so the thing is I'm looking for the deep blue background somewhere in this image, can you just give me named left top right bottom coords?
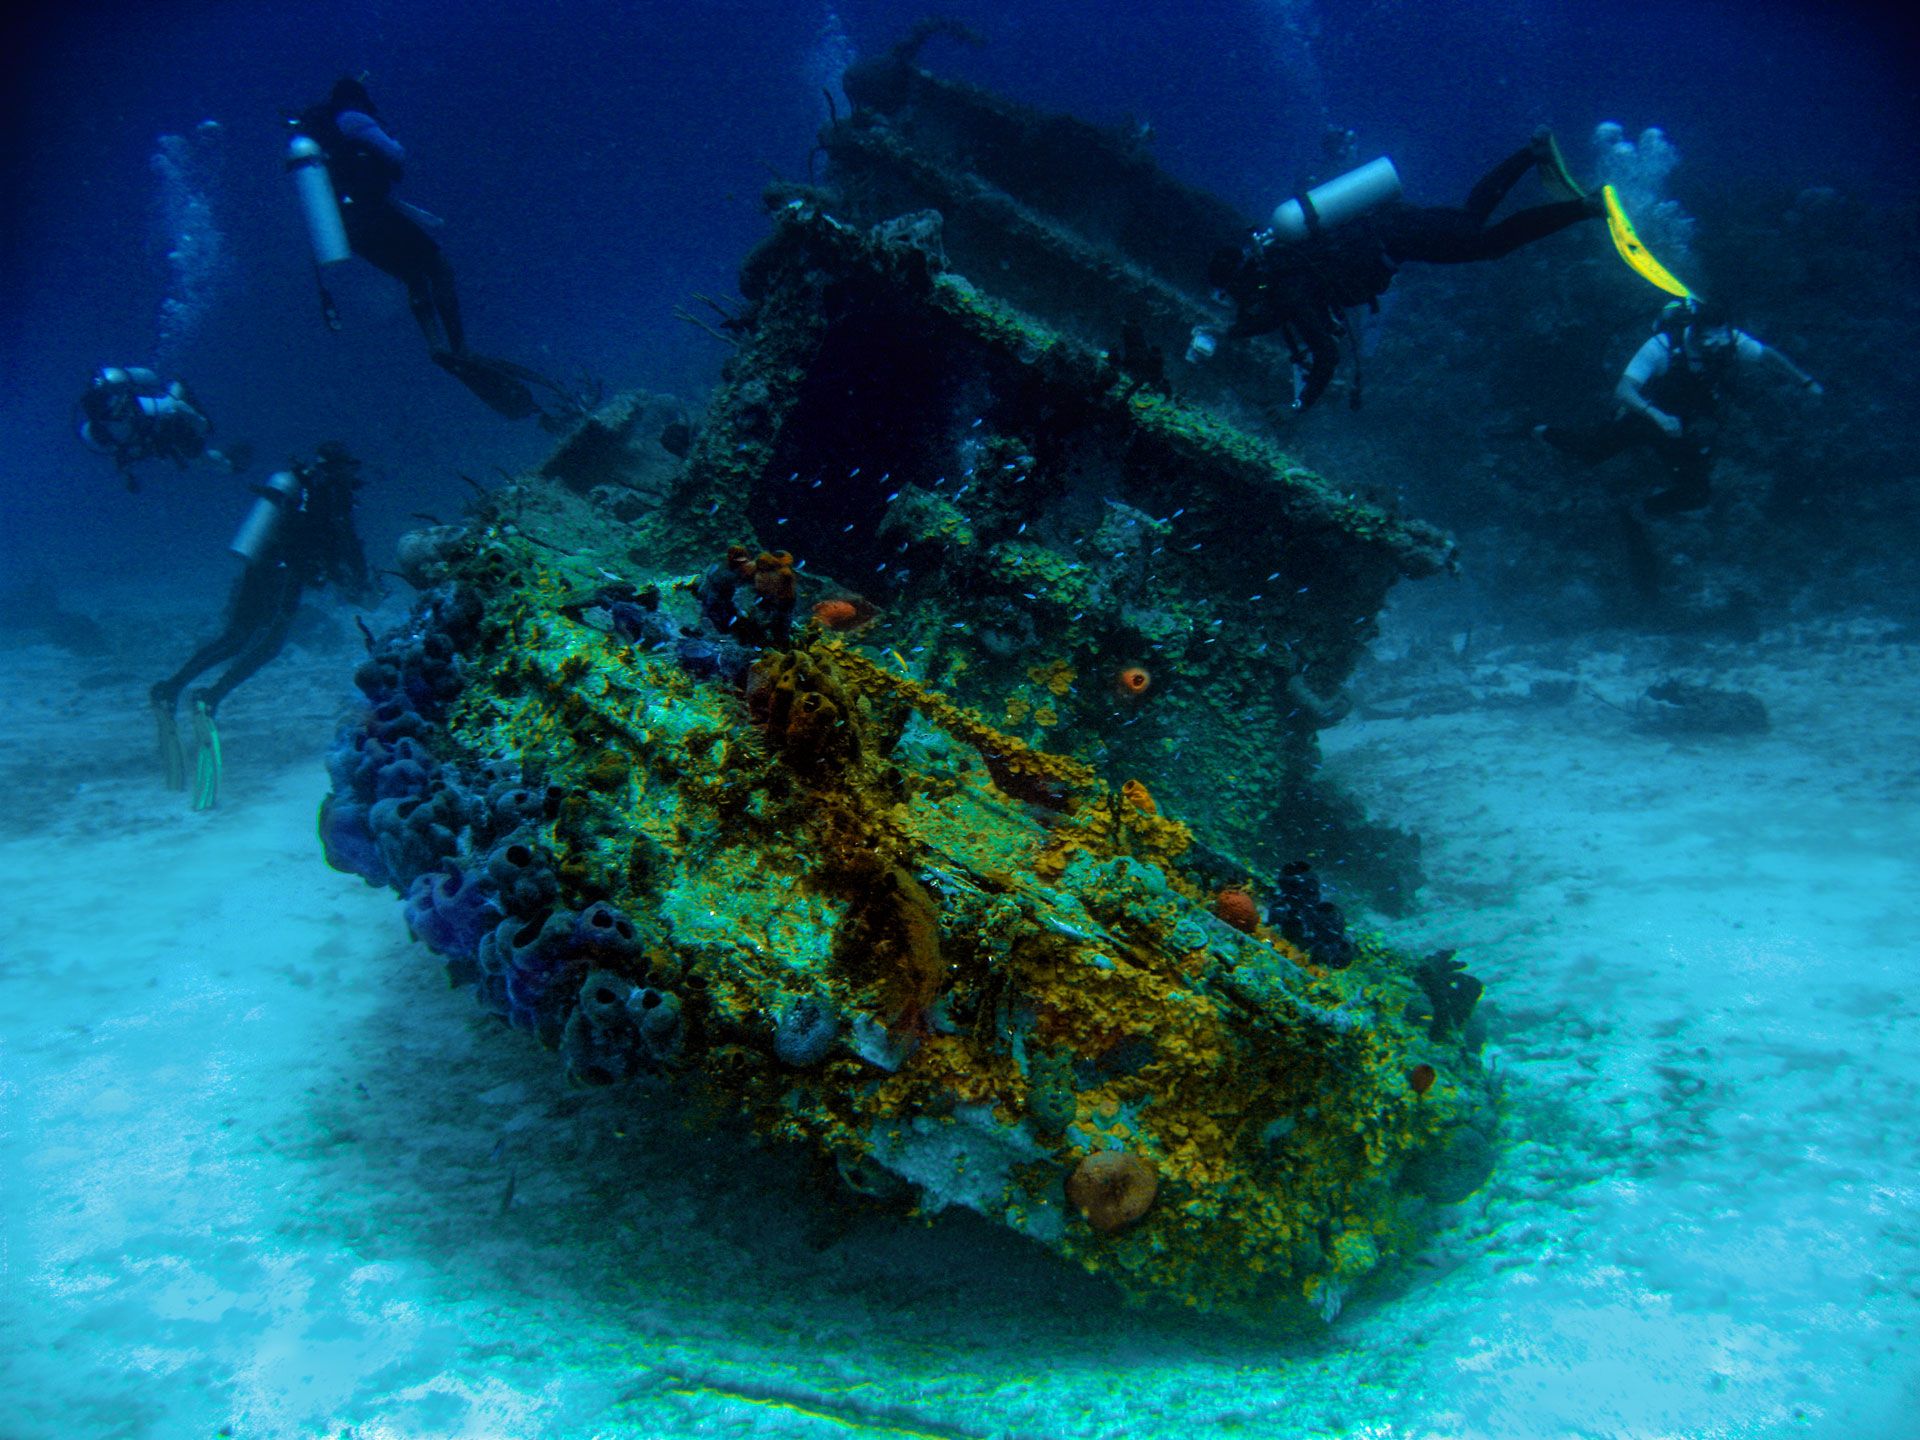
left=2, top=0, right=1912, bottom=590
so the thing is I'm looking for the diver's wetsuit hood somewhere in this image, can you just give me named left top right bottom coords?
left=329, top=76, right=377, bottom=117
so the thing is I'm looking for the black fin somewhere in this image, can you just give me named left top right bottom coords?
left=432, top=350, right=541, bottom=420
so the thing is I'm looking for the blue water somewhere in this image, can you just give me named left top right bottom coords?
left=3, top=3, right=1917, bottom=1436
left=5, top=0, right=1910, bottom=580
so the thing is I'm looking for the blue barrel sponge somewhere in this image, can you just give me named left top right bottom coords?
left=481, top=779, right=561, bottom=839
left=365, top=696, right=428, bottom=744
left=501, top=909, right=584, bottom=1040
left=403, top=865, right=502, bottom=970
left=574, top=900, right=642, bottom=963
left=561, top=969, right=642, bottom=1085
left=328, top=731, right=398, bottom=803
left=319, top=794, right=391, bottom=887
left=372, top=737, right=439, bottom=800
left=369, top=793, right=459, bottom=886
left=629, top=986, right=684, bottom=1065
left=484, top=834, right=558, bottom=915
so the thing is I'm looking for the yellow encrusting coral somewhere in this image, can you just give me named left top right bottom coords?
left=411, top=536, right=1488, bottom=1316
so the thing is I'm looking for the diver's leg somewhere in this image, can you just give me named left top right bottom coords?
left=424, top=250, right=465, bottom=354
left=1644, top=441, right=1715, bottom=516
left=154, top=648, right=219, bottom=789
left=1616, top=503, right=1665, bottom=604
left=1538, top=413, right=1641, bottom=466
left=1463, top=146, right=1538, bottom=222
left=347, top=206, right=409, bottom=284
left=152, top=567, right=278, bottom=788
left=151, top=573, right=269, bottom=713
left=352, top=206, right=452, bottom=350
left=1294, top=315, right=1342, bottom=411
left=186, top=577, right=302, bottom=809
left=404, top=279, right=444, bottom=349
left=1378, top=206, right=1484, bottom=264
left=150, top=685, right=191, bottom=790
left=1468, top=198, right=1600, bottom=260
left=195, top=576, right=303, bottom=714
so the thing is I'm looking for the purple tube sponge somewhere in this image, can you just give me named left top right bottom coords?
left=369, top=791, right=460, bottom=886
left=481, top=779, right=560, bottom=840
left=365, top=697, right=428, bottom=744
left=403, top=865, right=503, bottom=973
left=319, top=794, right=391, bottom=887
left=574, top=901, right=642, bottom=963
left=560, top=972, right=684, bottom=1084
left=372, top=737, right=439, bottom=800
left=561, top=970, right=641, bottom=1084
left=629, top=986, right=684, bottom=1065
left=484, top=834, right=557, bottom=915
left=500, top=909, right=585, bottom=1041
left=327, top=731, right=397, bottom=802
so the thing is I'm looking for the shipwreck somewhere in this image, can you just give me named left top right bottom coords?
left=321, top=46, right=1493, bottom=1317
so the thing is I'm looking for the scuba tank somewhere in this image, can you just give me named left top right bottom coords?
left=230, top=470, right=303, bottom=562
left=1268, top=157, right=1403, bottom=243
left=286, top=135, right=350, bottom=265
left=99, top=365, right=166, bottom=394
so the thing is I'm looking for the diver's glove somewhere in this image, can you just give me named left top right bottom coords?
left=1650, top=410, right=1684, bottom=440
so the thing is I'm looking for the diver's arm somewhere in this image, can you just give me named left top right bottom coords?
left=1613, top=372, right=1681, bottom=436
left=1749, top=337, right=1823, bottom=395
left=336, top=109, right=405, bottom=165
left=1615, top=337, right=1683, bottom=437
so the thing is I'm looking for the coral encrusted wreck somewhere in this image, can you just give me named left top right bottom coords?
left=320, top=51, right=1494, bottom=1318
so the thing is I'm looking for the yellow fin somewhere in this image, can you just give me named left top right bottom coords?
left=1601, top=184, right=1694, bottom=299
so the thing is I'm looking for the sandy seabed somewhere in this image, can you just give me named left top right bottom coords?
left=2, top=592, right=1915, bottom=1440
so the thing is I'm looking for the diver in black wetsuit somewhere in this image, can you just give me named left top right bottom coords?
left=292, top=78, right=577, bottom=421
left=296, top=77, right=465, bottom=355
left=1201, top=132, right=1604, bottom=411
left=151, top=443, right=375, bottom=808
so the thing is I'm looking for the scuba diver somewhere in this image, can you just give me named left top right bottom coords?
left=289, top=76, right=574, bottom=422
left=1195, top=130, right=1604, bottom=411
left=75, top=366, right=248, bottom=490
left=151, top=442, right=376, bottom=810
left=1534, top=298, right=1823, bottom=516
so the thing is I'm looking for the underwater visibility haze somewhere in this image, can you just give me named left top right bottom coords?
left=1, top=2, right=1917, bottom=1437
